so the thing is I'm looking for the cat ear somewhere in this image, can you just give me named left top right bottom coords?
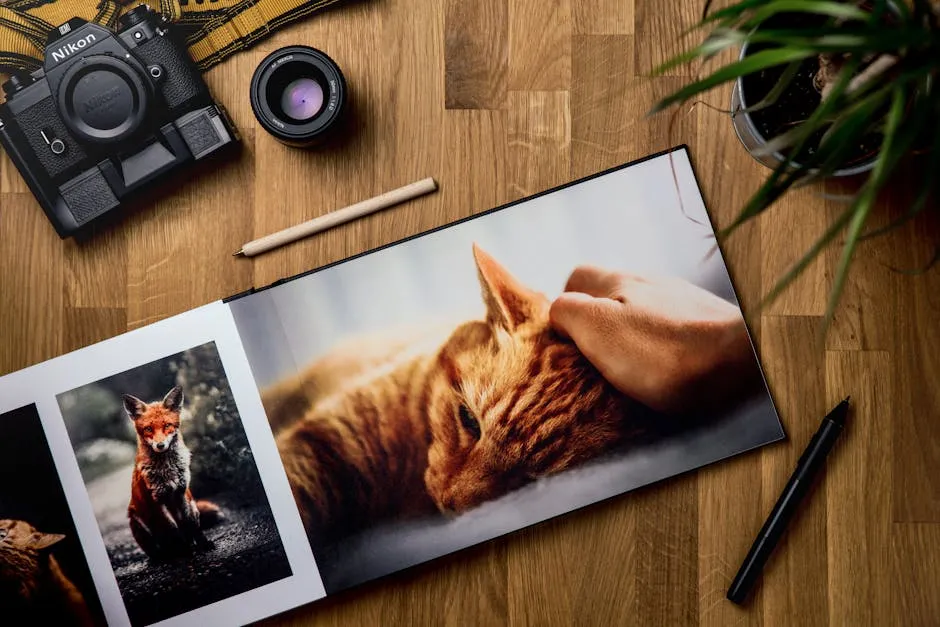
left=123, top=394, right=147, bottom=420
left=28, top=531, right=65, bottom=551
left=162, top=386, right=184, bottom=413
left=472, top=244, right=546, bottom=331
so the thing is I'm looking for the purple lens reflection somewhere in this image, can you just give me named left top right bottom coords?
left=280, top=78, right=324, bottom=121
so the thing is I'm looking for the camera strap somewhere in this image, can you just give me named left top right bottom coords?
left=0, top=0, right=343, bottom=77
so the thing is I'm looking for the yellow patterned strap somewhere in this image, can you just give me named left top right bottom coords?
left=0, top=0, right=342, bottom=75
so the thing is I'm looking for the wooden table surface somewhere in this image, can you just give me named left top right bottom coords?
left=2, top=0, right=939, bottom=625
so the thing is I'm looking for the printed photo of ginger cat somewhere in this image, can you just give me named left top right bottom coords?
left=264, top=244, right=662, bottom=584
left=0, top=519, right=96, bottom=626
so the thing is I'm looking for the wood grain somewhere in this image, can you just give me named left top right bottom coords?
left=573, top=0, right=634, bottom=35
left=508, top=0, right=570, bottom=91
left=634, top=0, right=701, bottom=76
left=445, top=0, right=508, bottom=109
left=757, top=316, right=829, bottom=626
left=1, top=0, right=938, bottom=625
left=825, top=350, right=893, bottom=626
left=507, top=90, right=570, bottom=199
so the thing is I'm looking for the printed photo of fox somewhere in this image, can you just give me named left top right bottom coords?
left=123, top=386, right=222, bottom=561
left=56, top=342, right=292, bottom=627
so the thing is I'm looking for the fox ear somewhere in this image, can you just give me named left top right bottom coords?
left=123, top=394, right=147, bottom=420
left=472, top=243, right=547, bottom=332
left=29, top=531, right=65, bottom=551
left=162, top=386, right=183, bottom=413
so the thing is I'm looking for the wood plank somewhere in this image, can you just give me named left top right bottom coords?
left=571, top=35, right=638, bottom=176
left=697, top=455, right=765, bottom=627
left=506, top=498, right=635, bottom=626
left=825, top=350, right=893, bottom=626
left=62, top=307, right=127, bottom=354
left=507, top=90, right=570, bottom=200
left=0, top=150, right=30, bottom=194
left=891, top=206, right=940, bottom=522
left=439, top=109, right=509, bottom=218
left=64, top=230, right=127, bottom=309
left=759, top=183, right=831, bottom=317
left=0, top=193, right=65, bottom=374
left=573, top=0, right=634, bottom=35
left=634, top=474, right=699, bottom=625
left=823, top=177, right=904, bottom=351
left=445, top=0, right=509, bottom=109
left=571, top=36, right=696, bottom=176
left=508, top=0, right=570, bottom=91
left=634, top=0, right=700, bottom=76
left=364, top=0, right=447, bottom=255
left=756, top=316, right=828, bottom=626
left=891, top=524, right=940, bottom=622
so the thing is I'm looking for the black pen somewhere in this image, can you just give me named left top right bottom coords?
left=726, top=397, right=851, bottom=605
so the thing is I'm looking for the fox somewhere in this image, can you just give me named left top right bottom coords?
left=123, top=385, right=222, bottom=561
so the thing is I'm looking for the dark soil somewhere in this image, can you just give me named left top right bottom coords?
left=740, top=13, right=884, bottom=168
left=102, top=495, right=292, bottom=626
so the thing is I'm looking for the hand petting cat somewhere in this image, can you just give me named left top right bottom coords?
left=549, top=266, right=760, bottom=416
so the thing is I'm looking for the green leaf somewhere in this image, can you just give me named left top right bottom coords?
left=649, top=47, right=817, bottom=114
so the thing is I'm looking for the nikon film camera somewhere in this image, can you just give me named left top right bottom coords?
left=0, top=5, right=239, bottom=238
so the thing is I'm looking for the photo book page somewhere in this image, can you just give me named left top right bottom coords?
left=0, top=146, right=784, bottom=626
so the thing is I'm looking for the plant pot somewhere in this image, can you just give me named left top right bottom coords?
left=730, top=37, right=880, bottom=177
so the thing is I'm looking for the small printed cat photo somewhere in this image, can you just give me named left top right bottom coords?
left=0, top=404, right=106, bottom=627
left=55, top=341, right=292, bottom=627
left=229, top=153, right=783, bottom=595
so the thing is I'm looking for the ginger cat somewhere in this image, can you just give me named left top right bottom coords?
left=267, top=244, right=650, bottom=552
left=0, top=519, right=96, bottom=626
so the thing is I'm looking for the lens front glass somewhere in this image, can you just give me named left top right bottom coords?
left=280, top=78, right=324, bottom=121
left=267, top=61, right=329, bottom=124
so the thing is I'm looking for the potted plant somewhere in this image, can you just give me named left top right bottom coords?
left=650, top=0, right=939, bottom=331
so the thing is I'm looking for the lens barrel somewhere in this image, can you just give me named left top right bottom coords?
left=249, top=46, right=347, bottom=147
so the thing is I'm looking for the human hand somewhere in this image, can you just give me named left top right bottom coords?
left=549, top=266, right=759, bottom=415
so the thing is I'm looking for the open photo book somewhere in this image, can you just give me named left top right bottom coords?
left=0, top=146, right=784, bottom=627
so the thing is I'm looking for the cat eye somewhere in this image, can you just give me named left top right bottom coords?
left=458, top=404, right=481, bottom=440
left=0, top=529, right=7, bottom=540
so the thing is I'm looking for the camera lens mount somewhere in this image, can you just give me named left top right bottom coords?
left=58, top=55, right=151, bottom=144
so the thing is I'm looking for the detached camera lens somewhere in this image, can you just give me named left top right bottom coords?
left=249, top=46, right=347, bottom=147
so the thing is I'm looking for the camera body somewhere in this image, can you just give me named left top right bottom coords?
left=0, top=5, right=238, bottom=238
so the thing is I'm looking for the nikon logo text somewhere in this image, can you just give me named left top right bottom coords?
left=51, top=33, right=97, bottom=63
